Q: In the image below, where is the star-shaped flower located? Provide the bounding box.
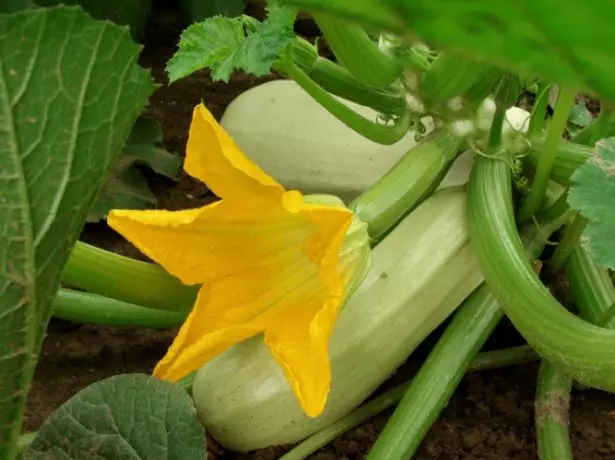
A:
[108,104,369,416]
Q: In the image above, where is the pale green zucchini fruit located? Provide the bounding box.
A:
[192,188,483,451]
[220,79,429,202]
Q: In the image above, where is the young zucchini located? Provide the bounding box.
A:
[191,188,483,451]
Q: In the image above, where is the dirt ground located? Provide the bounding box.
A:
[24,2,615,459]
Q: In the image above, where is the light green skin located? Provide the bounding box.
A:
[192,188,483,451]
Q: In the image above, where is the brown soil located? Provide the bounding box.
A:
[24,2,615,459]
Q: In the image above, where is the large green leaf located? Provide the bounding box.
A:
[278,0,615,104]
[88,117,181,222]
[568,138,615,269]
[23,374,207,460]
[34,0,151,38]
[167,6,296,83]
[0,6,153,456]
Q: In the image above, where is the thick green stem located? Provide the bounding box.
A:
[536,189,570,222]
[470,344,538,371]
[597,301,615,328]
[367,286,500,460]
[278,343,545,460]
[307,58,406,116]
[63,241,197,311]
[349,130,462,242]
[53,289,185,328]
[313,13,401,88]
[528,83,551,138]
[567,245,615,329]
[366,214,566,460]
[519,87,577,221]
[487,107,506,151]
[547,213,588,275]
[535,361,573,460]
[280,60,410,144]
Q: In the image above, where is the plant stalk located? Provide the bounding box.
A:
[63,241,197,311]
[349,130,462,242]
[280,59,410,145]
[547,213,588,275]
[528,83,551,138]
[535,361,573,460]
[519,86,577,221]
[308,57,406,116]
[53,289,185,328]
[487,106,506,151]
[313,13,401,88]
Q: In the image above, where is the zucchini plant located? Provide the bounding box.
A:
[2,1,615,459]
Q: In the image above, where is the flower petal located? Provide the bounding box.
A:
[149,201,351,386]
[153,285,264,381]
[185,104,283,201]
[294,198,354,290]
[107,200,314,285]
[153,251,321,380]
[264,280,345,417]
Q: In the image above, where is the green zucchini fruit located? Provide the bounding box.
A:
[192,188,483,451]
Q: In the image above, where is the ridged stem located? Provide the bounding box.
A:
[308,58,406,116]
[53,289,185,328]
[547,213,588,275]
[528,83,551,138]
[349,130,461,242]
[535,361,573,460]
[519,86,577,221]
[313,14,401,88]
[567,245,615,329]
[280,59,410,145]
[63,241,197,311]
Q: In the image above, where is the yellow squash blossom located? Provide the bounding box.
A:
[108,104,370,417]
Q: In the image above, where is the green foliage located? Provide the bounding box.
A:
[568,138,615,269]
[180,0,244,22]
[34,0,152,38]
[88,118,181,222]
[23,374,207,459]
[0,5,153,456]
[166,6,296,82]
[277,0,615,105]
